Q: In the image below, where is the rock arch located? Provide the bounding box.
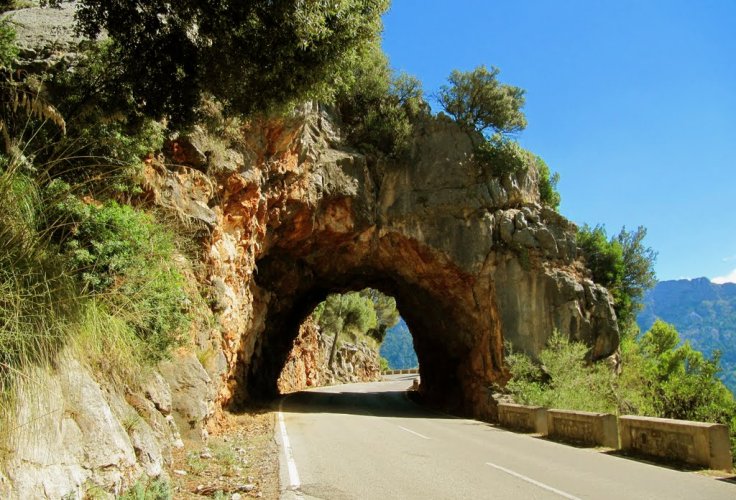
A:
[195,104,619,417]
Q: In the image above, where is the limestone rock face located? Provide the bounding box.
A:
[193,104,619,417]
[3,3,82,74]
[4,358,145,499]
[159,353,216,440]
[277,318,382,393]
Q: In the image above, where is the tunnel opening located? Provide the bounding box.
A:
[276,288,420,394]
[228,247,500,415]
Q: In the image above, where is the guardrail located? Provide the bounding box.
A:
[493,404,732,471]
[382,368,419,375]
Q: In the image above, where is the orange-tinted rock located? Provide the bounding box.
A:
[155,103,618,418]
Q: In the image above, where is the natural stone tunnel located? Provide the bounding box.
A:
[160,103,620,418]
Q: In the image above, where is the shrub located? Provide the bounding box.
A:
[577,224,656,326]
[0,18,17,67]
[505,332,616,413]
[474,134,528,177]
[337,43,426,159]
[535,156,561,210]
[437,65,526,136]
[0,166,79,387]
[118,476,172,500]
[46,181,190,363]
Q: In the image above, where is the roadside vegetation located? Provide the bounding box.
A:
[507,224,736,463]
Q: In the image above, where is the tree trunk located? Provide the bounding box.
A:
[328,299,343,370]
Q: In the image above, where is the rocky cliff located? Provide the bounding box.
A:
[276,319,382,393]
[187,102,619,417]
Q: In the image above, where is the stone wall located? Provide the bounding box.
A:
[620,416,732,471]
[497,402,548,434]
[546,409,619,449]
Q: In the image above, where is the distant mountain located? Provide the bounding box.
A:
[379,318,418,370]
[637,278,736,392]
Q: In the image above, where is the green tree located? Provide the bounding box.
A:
[0,18,17,68]
[577,224,656,326]
[336,42,426,159]
[437,65,526,136]
[314,292,377,369]
[59,0,388,125]
[616,226,658,324]
[535,156,561,210]
[639,320,736,424]
[359,288,400,342]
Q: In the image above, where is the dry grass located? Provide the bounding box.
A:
[169,407,280,499]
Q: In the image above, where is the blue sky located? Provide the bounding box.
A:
[381,0,736,283]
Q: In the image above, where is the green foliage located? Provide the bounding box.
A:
[437,65,526,136]
[638,278,736,393]
[474,134,529,176]
[0,18,17,67]
[43,41,165,195]
[118,476,172,500]
[379,356,390,372]
[577,224,624,286]
[473,137,560,209]
[45,181,189,362]
[535,156,561,210]
[360,288,400,343]
[639,320,736,424]
[577,224,657,325]
[506,322,736,462]
[68,0,389,126]
[0,165,79,385]
[315,291,377,344]
[314,288,400,345]
[337,43,426,159]
[506,332,616,413]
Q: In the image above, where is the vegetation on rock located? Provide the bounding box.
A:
[437,65,526,136]
[44,0,389,126]
[577,224,657,327]
[437,65,560,209]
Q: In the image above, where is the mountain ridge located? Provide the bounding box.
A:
[637,277,736,392]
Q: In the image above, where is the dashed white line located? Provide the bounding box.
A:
[398,425,431,440]
[486,462,582,499]
[278,399,301,490]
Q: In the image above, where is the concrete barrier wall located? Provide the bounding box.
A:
[382,368,419,375]
[547,409,619,448]
[498,403,548,434]
[619,416,732,471]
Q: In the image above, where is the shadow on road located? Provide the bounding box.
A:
[278,388,448,419]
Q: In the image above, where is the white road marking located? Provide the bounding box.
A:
[486,462,582,500]
[398,425,431,440]
[278,399,301,490]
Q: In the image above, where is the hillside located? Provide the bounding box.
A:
[379,318,418,370]
[637,278,736,392]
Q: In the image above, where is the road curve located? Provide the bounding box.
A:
[278,375,735,500]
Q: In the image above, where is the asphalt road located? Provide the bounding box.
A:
[277,375,736,500]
